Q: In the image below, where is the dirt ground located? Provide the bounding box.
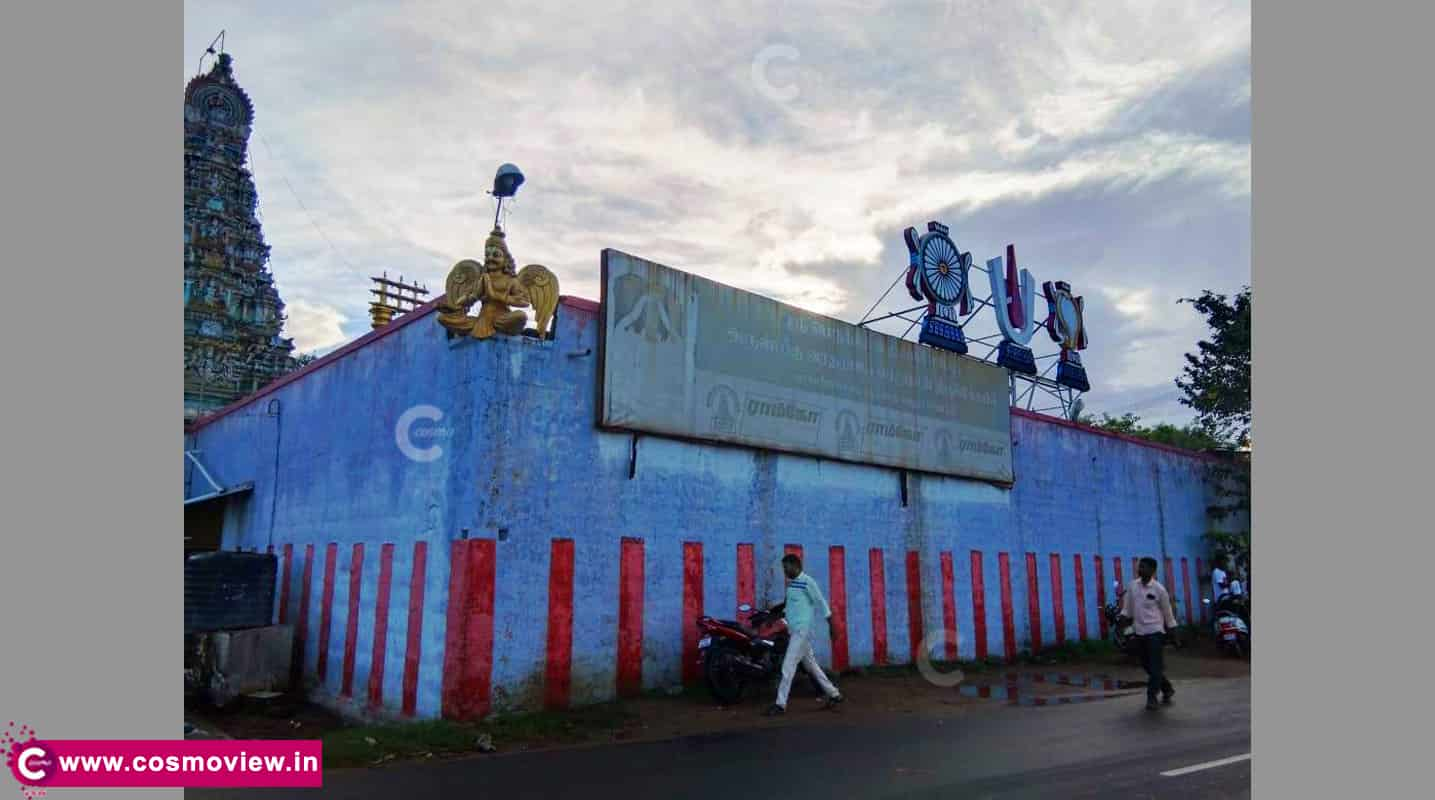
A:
[188,642,1249,766]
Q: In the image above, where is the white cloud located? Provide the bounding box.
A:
[283,299,350,355]
[185,0,1250,424]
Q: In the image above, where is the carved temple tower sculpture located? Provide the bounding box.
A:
[184,51,300,421]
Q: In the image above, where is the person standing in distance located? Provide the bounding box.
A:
[765,554,844,716]
[1120,557,1179,711]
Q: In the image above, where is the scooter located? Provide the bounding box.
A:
[695,603,822,705]
[1205,586,1250,658]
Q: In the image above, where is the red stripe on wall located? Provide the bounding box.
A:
[998,553,1016,662]
[1072,554,1088,641]
[278,544,293,625]
[1132,557,1139,580]
[1048,553,1065,646]
[1025,553,1043,653]
[1181,558,1193,626]
[441,542,471,717]
[295,544,315,681]
[441,539,496,721]
[1113,556,1124,587]
[1094,555,1108,638]
[785,543,803,560]
[545,539,575,710]
[1164,558,1176,617]
[617,538,645,697]
[970,551,988,662]
[316,543,338,684]
[869,548,888,666]
[341,543,365,698]
[1196,558,1208,624]
[737,543,755,624]
[828,546,849,673]
[401,541,428,717]
[906,551,924,664]
[682,542,704,685]
[940,552,957,661]
[368,543,395,709]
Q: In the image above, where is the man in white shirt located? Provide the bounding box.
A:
[765,554,844,716]
[1211,554,1239,603]
[1120,557,1179,711]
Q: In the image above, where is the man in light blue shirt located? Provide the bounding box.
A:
[766,554,844,716]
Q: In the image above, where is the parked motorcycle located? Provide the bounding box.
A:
[1205,591,1250,658]
[1104,580,1181,659]
[695,603,821,705]
[1103,581,1142,658]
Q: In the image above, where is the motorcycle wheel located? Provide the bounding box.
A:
[704,644,746,706]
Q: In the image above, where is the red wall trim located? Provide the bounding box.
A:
[316,543,338,684]
[828,546,849,672]
[681,542,704,685]
[295,544,315,680]
[1025,553,1043,653]
[441,539,496,721]
[970,551,988,662]
[616,538,645,697]
[737,543,755,625]
[368,543,395,709]
[940,552,958,661]
[545,539,575,710]
[1072,553,1087,641]
[401,541,428,717]
[905,551,924,664]
[998,553,1016,662]
[1196,558,1209,625]
[341,543,365,698]
[277,543,293,625]
[1094,555,1108,638]
[1048,553,1065,646]
[1181,558,1194,626]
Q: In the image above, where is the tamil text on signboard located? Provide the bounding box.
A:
[599,249,1013,483]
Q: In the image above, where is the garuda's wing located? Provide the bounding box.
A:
[517,264,560,338]
[443,259,484,310]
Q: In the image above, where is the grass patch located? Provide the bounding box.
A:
[322,704,639,768]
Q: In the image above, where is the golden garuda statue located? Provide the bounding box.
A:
[437,227,560,339]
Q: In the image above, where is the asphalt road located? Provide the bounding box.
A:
[191,677,1250,799]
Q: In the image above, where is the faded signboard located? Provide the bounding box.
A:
[599,249,1013,483]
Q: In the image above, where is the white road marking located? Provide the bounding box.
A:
[1160,753,1252,777]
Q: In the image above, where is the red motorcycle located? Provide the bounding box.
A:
[695,603,822,705]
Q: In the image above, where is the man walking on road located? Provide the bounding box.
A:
[1121,556,1179,711]
[766,553,844,716]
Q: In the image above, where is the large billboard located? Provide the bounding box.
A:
[598,249,1013,483]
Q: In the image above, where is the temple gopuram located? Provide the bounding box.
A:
[183,51,299,422]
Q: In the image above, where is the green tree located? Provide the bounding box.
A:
[1175,287,1251,446]
[1084,412,1226,452]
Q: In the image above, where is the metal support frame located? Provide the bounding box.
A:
[858,248,1087,421]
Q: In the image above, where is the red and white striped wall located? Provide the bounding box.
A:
[265,538,1203,720]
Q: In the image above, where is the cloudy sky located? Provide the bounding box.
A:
[184,0,1249,425]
